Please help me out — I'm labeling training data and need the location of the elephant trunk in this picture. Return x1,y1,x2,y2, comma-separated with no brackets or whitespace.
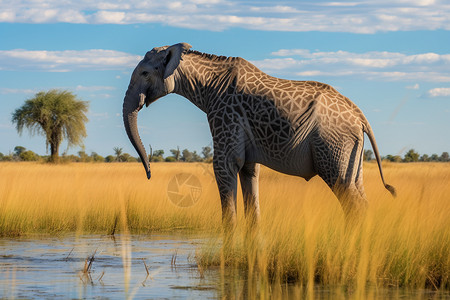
123,92,151,179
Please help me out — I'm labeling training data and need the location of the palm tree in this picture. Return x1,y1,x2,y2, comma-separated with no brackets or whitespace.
113,147,123,162
11,89,89,163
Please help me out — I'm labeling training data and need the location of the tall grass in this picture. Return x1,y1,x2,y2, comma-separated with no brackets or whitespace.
0,161,449,291
0,162,221,235
198,162,450,292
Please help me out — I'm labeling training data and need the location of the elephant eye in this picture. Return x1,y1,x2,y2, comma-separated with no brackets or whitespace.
141,71,149,76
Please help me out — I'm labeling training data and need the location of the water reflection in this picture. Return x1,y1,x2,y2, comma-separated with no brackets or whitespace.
0,234,448,299
0,234,215,299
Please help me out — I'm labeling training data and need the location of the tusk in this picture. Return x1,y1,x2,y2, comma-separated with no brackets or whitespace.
139,93,146,110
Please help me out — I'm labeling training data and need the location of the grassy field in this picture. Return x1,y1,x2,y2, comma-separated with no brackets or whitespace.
0,162,449,292
0,162,222,235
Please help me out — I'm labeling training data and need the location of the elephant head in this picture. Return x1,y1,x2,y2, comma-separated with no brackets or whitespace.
123,42,192,179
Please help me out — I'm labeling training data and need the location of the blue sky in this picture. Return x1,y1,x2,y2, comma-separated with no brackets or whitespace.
1,0,449,158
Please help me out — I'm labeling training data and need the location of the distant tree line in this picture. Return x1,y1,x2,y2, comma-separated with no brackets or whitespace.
1,146,448,163
0,145,214,163
149,146,213,163
363,149,450,163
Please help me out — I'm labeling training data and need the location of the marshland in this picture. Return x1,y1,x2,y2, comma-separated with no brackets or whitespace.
0,162,449,299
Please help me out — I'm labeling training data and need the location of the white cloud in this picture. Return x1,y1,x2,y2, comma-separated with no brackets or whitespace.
97,2,131,10
296,71,325,77
249,5,303,13
320,2,362,7
0,0,449,33
94,11,126,24
394,0,436,6
253,58,304,71
252,49,450,82
427,88,450,97
3,7,88,23
0,49,142,72
0,10,16,22
271,49,450,67
406,83,420,89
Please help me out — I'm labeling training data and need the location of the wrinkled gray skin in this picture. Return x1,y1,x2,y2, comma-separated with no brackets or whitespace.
123,43,395,230
123,44,183,179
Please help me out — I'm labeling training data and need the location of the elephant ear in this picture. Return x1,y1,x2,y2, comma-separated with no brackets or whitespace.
163,43,192,80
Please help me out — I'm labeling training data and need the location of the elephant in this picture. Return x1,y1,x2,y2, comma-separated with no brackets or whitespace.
123,42,396,229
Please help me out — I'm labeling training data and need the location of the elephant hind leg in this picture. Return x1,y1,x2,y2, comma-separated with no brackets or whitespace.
332,181,368,219
239,162,261,228
354,149,367,201
313,139,368,219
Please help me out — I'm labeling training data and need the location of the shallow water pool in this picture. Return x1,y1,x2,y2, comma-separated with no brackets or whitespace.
0,234,218,299
1,234,448,299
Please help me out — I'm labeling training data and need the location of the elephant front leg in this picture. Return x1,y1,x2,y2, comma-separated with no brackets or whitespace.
239,162,260,228
213,161,239,232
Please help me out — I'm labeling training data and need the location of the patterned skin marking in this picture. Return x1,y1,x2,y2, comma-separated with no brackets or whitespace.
125,43,396,230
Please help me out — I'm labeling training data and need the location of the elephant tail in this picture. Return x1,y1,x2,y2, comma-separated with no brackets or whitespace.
362,120,397,198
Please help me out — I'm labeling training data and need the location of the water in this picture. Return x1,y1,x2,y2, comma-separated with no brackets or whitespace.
1,234,448,299
0,234,218,299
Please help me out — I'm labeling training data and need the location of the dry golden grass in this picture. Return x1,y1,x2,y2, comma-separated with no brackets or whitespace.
198,162,450,292
0,161,449,292
0,162,221,235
